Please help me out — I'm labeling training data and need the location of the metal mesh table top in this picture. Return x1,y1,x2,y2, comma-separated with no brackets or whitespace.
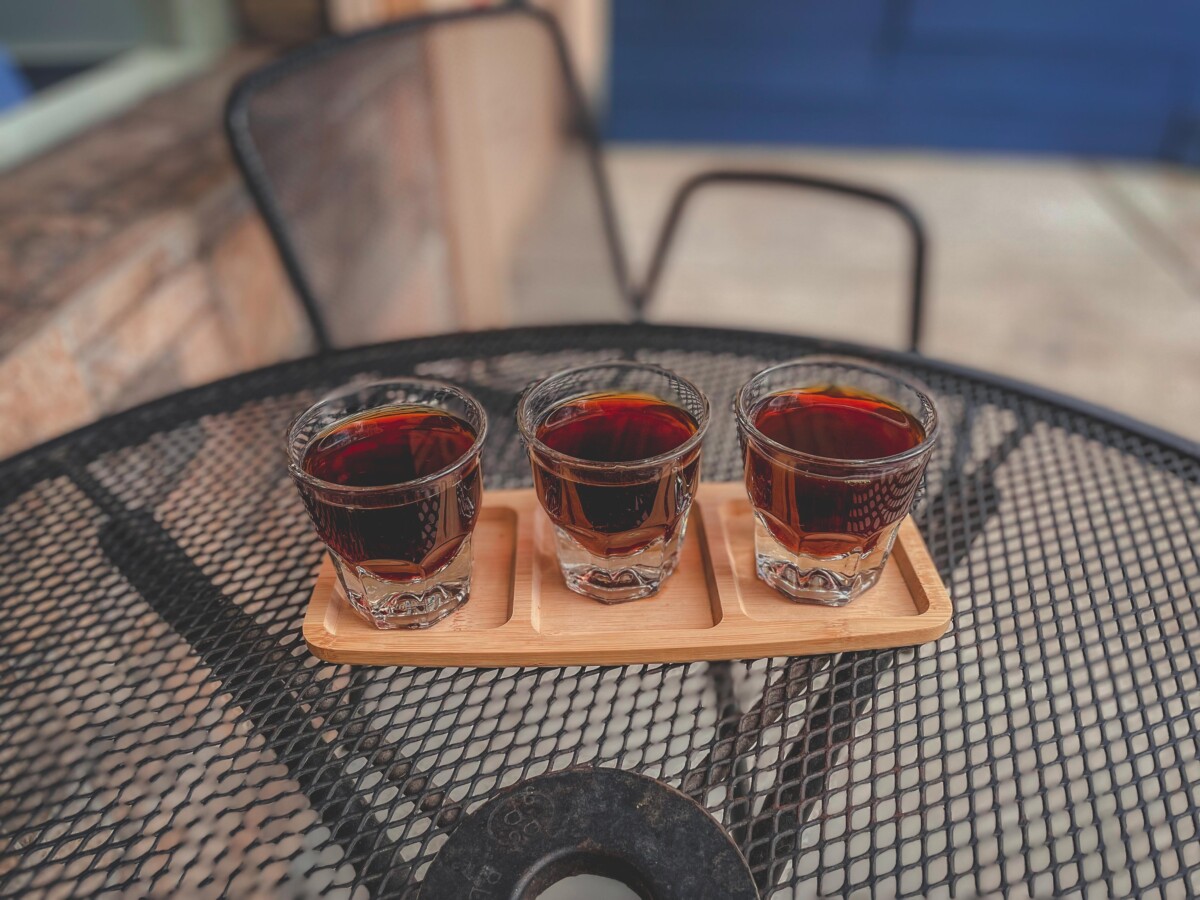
2,324,1198,899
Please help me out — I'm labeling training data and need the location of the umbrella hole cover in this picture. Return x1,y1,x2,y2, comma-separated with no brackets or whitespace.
420,767,759,899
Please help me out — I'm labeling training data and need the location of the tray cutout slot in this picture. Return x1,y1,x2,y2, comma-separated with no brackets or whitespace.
717,499,922,623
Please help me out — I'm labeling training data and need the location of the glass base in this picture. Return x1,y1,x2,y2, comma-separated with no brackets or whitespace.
332,537,472,629
753,516,900,607
554,521,688,604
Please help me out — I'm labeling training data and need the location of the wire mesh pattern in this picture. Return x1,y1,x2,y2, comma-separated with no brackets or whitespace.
1,325,1197,899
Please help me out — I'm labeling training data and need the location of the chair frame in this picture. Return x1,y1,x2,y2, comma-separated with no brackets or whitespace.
226,5,929,354
225,4,632,353
637,170,928,353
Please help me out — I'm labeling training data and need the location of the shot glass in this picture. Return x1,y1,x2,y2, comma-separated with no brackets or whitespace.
735,357,939,606
517,362,710,603
286,379,487,628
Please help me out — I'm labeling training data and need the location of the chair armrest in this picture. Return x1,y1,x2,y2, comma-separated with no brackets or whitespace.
636,169,929,353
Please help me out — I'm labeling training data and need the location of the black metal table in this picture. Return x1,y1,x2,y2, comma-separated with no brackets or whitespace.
2,324,1197,899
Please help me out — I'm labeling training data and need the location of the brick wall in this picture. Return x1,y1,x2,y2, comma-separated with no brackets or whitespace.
0,50,314,459
0,7,608,460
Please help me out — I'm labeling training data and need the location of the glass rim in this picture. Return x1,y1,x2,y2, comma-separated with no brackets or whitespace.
735,355,941,469
516,360,711,472
286,377,488,494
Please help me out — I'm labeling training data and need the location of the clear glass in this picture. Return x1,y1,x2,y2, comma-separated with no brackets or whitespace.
517,362,710,603
286,379,487,629
735,356,939,606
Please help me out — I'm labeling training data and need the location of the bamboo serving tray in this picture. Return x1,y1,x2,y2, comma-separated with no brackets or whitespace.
303,483,951,667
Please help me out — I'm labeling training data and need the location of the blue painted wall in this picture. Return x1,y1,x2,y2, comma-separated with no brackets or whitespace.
0,47,31,112
606,1,1200,163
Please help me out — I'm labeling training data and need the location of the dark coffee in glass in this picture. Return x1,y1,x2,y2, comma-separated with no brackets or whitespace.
737,359,939,606
287,380,486,629
518,363,710,603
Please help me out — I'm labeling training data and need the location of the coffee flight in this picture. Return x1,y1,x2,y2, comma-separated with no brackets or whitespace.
288,358,939,629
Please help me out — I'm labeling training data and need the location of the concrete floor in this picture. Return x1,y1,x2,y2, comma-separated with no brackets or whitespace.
515,147,1200,444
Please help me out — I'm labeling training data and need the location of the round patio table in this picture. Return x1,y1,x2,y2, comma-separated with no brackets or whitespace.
1,324,1197,899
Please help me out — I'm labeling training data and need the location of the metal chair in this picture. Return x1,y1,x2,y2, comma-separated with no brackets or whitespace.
226,5,631,353
227,5,928,354
637,170,928,353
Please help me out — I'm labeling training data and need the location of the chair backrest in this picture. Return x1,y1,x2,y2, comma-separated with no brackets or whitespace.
226,6,631,352
636,170,927,353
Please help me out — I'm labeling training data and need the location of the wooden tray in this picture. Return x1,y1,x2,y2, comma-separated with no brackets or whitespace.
303,483,951,667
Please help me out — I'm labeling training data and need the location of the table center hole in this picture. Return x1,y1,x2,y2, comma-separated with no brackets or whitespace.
536,874,643,900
